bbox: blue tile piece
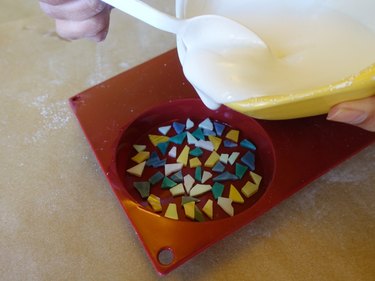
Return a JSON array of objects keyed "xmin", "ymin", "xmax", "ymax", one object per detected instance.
[
  {"xmin": 146, "ymin": 151, "xmax": 160, "ymax": 167},
  {"xmin": 169, "ymin": 132, "xmax": 187, "ymax": 145},
  {"xmin": 170, "ymin": 170, "xmax": 184, "ymax": 183},
  {"xmin": 213, "ymin": 171, "xmax": 239, "ymax": 182},
  {"xmin": 240, "ymin": 139, "xmax": 256, "ymax": 150},
  {"xmin": 152, "ymin": 158, "xmax": 166, "ymax": 168},
  {"xmin": 149, "ymin": 171, "xmax": 164, "ymax": 185},
  {"xmin": 241, "ymin": 151, "xmax": 255, "ymax": 170},
  {"xmin": 224, "ymin": 140, "xmax": 238, "ymax": 148},
  {"xmin": 213, "ymin": 122, "xmax": 225, "ymax": 137},
  {"xmin": 192, "ymin": 128, "xmax": 205, "ymax": 140},
  {"xmin": 203, "ymin": 129, "xmax": 216, "ymax": 136},
  {"xmin": 173, "ymin": 121, "xmax": 186, "ymax": 134},
  {"xmin": 212, "ymin": 161, "xmax": 225, "ymax": 173},
  {"xmin": 157, "ymin": 141, "xmax": 169, "ymax": 155}
]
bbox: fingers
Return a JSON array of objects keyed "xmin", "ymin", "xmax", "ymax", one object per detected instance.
[
  {"xmin": 327, "ymin": 96, "xmax": 375, "ymax": 132},
  {"xmin": 55, "ymin": 5, "xmax": 111, "ymax": 41},
  {"xmin": 40, "ymin": 0, "xmax": 107, "ymax": 21},
  {"xmin": 39, "ymin": 0, "xmax": 112, "ymax": 41}
]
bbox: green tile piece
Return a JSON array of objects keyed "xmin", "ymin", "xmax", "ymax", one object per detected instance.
[
  {"xmin": 194, "ymin": 206, "xmax": 205, "ymax": 222},
  {"xmin": 148, "ymin": 171, "xmax": 164, "ymax": 185},
  {"xmin": 192, "ymin": 128, "xmax": 205, "ymax": 140},
  {"xmin": 157, "ymin": 141, "xmax": 169, "ymax": 155},
  {"xmin": 181, "ymin": 196, "xmax": 200, "ymax": 205},
  {"xmin": 161, "ymin": 177, "xmax": 177, "ymax": 189},
  {"xmin": 240, "ymin": 139, "xmax": 256, "ymax": 150},
  {"xmin": 213, "ymin": 171, "xmax": 239, "ymax": 182},
  {"xmin": 170, "ymin": 170, "xmax": 183, "ymax": 183},
  {"xmin": 235, "ymin": 163, "xmax": 248, "ymax": 179},
  {"xmin": 195, "ymin": 166, "xmax": 202, "ymax": 182},
  {"xmin": 133, "ymin": 182, "xmax": 150, "ymax": 199},
  {"xmin": 169, "ymin": 132, "xmax": 187, "ymax": 145},
  {"xmin": 189, "ymin": 147, "xmax": 203, "ymax": 157},
  {"xmin": 212, "ymin": 182, "xmax": 225, "ymax": 199}
]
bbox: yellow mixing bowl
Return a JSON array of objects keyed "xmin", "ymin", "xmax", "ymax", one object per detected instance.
[{"xmin": 225, "ymin": 63, "xmax": 375, "ymax": 120}]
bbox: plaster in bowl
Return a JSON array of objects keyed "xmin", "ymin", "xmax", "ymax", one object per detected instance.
[{"xmin": 177, "ymin": 0, "xmax": 375, "ymax": 119}]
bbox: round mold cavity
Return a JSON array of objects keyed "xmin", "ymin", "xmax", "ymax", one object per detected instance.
[{"xmin": 115, "ymin": 99, "xmax": 276, "ymax": 221}]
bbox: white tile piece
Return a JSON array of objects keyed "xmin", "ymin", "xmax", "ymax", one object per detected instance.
[
  {"xmin": 164, "ymin": 163, "xmax": 183, "ymax": 176},
  {"xmin": 190, "ymin": 184, "xmax": 212, "ymax": 197},
  {"xmin": 201, "ymin": 171, "xmax": 213, "ymax": 183},
  {"xmin": 186, "ymin": 131, "xmax": 198, "ymax": 145},
  {"xmin": 168, "ymin": 146, "xmax": 177, "ymax": 158},
  {"xmin": 133, "ymin": 144, "xmax": 146, "ymax": 152},
  {"xmin": 198, "ymin": 117, "xmax": 214, "ymax": 131},
  {"xmin": 158, "ymin": 125, "xmax": 171, "ymax": 135},
  {"xmin": 186, "ymin": 118, "xmax": 194, "ymax": 130},
  {"xmin": 195, "ymin": 140, "xmax": 214, "ymax": 151},
  {"xmin": 183, "ymin": 174, "xmax": 195, "ymax": 193},
  {"xmin": 220, "ymin": 153, "xmax": 229, "ymax": 164},
  {"xmin": 228, "ymin": 152, "xmax": 240, "ymax": 165}
]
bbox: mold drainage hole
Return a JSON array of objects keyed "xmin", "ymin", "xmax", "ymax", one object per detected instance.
[{"xmin": 157, "ymin": 248, "xmax": 175, "ymax": 266}]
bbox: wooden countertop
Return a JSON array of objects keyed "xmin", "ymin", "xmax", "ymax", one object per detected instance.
[{"xmin": 1, "ymin": 1, "xmax": 374, "ymax": 280}]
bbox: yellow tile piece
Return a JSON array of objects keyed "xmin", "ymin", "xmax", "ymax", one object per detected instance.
[
  {"xmin": 226, "ymin": 129, "xmax": 240, "ymax": 143},
  {"xmin": 164, "ymin": 203, "xmax": 178, "ymax": 220},
  {"xmin": 190, "ymin": 184, "xmax": 212, "ymax": 197},
  {"xmin": 189, "ymin": 157, "xmax": 202, "ymax": 168},
  {"xmin": 229, "ymin": 184, "xmax": 244, "ymax": 203},
  {"xmin": 126, "ymin": 161, "xmax": 146, "ymax": 177},
  {"xmin": 169, "ymin": 183, "xmax": 185, "ymax": 197},
  {"xmin": 177, "ymin": 145, "xmax": 190, "ymax": 166},
  {"xmin": 241, "ymin": 181, "xmax": 259, "ymax": 198},
  {"xmin": 202, "ymin": 199, "xmax": 213, "ymax": 219},
  {"xmin": 147, "ymin": 194, "xmax": 162, "ymax": 212},
  {"xmin": 208, "ymin": 135, "xmax": 222, "ymax": 151},
  {"xmin": 217, "ymin": 197, "xmax": 234, "ymax": 217},
  {"xmin": 250, "ymin": 171, "xmax": 262, "ymax": 186},
  {"xmin": 204, "ymin": 151, "xmax": 220, "ymax": 168},
  {"xmin": 131, "ymin": 151, "xmax": 150, "ymax": 163},
  {"xmin": 133, "ymin": 144, "xmax": 146, "ymax": 152},
  {"xmin": 183, "ymin": 201, "xmax": 195, "ymax": 220},
  {"xmin": 148, "ymin": 134, "xmax": 169, "ymax": 146}
]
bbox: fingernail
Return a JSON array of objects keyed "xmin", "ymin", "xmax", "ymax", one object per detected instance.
[{"xmin": 327, "ymin": 108, "xmax": 368, "ymax": 125}]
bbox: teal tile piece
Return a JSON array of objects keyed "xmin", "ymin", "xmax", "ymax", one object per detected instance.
[
  {"xmin": 212, "ymin": 182, "xmax": 224, "ymax": 199},
  {"xmin": 213, "ymin": 171, "xmax": 239, "ymax": 182},
  {"xmin": 212, "ymin": 161, "xmax": 225, "ymax": 173},
  {"xmin": 235, "ymin": 163, "xmax": 248, "ymax": 179},
  {"xmin": 240, "ymin": 139, "xmax": 257, "ymax": 150},
  {"xmin": 192, "ymin": 128, "xmax": 205, "ymax": 140},
  {"xmin": 157, "ymin": 141, "xmax": 169, "ymax": 155},
  {"xmin": 189, "ymin": 147, "xmax": 203, "ymax": 157},
  {"xmin": 173, "ymin": 121, "xmax": 186, "ymax": 134},
  {"xmin": 133, "ymin": 182, "xmax": 150, "ymax": 199},
  {"xmin": 169, "ymin": 132, "xmax": 187, "ymax": 145},
  {"xmin": 214, "ymin": 122, "xmax": 225, "ymax": 136},
  {"xmin": 198, "ymin": 118, "xmax": 214, "ymax": 131},
  {"xmin": 148, "ymin": 171, "xmax": 164, "ymax": 185},
  {"xmin": 224, "ymin": 140, "xmax": 238, "ymax": 148},
  {"xmin": 194, "ymin": 166, "xmax": 202, "ymax": 182},
  {"xmin": 241, "ymin": 151, "xmax": 255, "ymax": 170},
  {"xmin": 161, "ymin": 177, "xmax": 177, "ymax": 189},
  {"xmin": 170, "ymin": 170, "xmax": 183, "ymax": 183}
]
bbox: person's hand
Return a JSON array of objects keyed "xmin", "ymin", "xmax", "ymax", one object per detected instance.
[
  {"xmin": 327, "ymin": 96, "xmax": 375, "ymax": 132},
  {"xmin": 39, "ymin": 0, "xmax": 112, "ymax": 42}
]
